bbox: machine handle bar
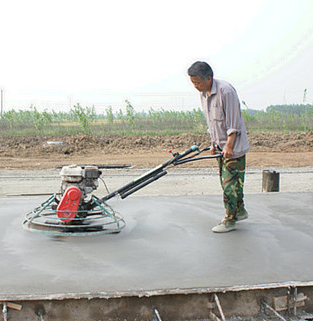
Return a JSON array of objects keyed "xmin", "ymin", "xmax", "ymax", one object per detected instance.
[
  {"xmin": 173, "ymin": 153, "xmax": 222, "ymax": 166},
  {"xmin": 98, "ymin": 144, "xmax": 222, "ymax": 204}
]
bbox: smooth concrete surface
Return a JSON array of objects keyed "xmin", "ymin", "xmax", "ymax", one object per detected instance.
[{"xmin": 1, "ymin": 192, "xmax": 313, "ymax": 301}]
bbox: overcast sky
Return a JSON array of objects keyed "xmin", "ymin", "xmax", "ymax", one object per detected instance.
[{"xmin": 0, "ymin": 0, "xmax": 313, "ymax": 112}]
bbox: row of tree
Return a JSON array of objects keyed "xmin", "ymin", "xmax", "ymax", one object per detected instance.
[{"xmin": 0, "ymin": 102, "xmax": 312, "ymax": 134}]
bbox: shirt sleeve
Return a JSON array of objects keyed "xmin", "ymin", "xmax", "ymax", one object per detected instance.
[{"xmin": 222, "ymin": 90, "xmax": 242, "ymax": 136}]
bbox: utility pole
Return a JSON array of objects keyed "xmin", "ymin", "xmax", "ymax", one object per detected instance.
[
  {"xmin": 0, "ymin": 88, "xmax": 3, "ymax": 118},
  {"xmin": 241, "ymin": 100, "xmax": 248, "ymax": 109},
  {"xmin": 303, "ymin": 88, "xmax": 307, "ymax": 104},
  {"xmin": 68, "ymin": 95, "xmax": 73, "ymax": 110}
]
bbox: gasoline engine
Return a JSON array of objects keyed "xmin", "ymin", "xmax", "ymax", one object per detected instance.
[
  {"xmin": 55, "ymin": 165, "xmax": 103, "ymax": 223},
  {"xmin": 60, "ymin": 165, "xmax": 102, "ymax": 199}
]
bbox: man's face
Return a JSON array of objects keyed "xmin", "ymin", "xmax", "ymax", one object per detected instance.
[{"xmin": 190, "ymin": 75, "xmax": 212, "ymax": 92}]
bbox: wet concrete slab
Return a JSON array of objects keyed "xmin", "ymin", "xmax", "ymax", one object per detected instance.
[{"xmin": 1, "ymin": 192, "xmax": 313, "ymax": 300}]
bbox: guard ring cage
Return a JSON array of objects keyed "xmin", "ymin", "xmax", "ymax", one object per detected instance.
[{"xmin": 22, "ymin": 194, "xmax": 125, "ymax": 237}]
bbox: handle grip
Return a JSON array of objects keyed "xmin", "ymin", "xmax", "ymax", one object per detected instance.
[{"xmin": 175, "ymin": 144, "xmax": 199, "ymax": 161}]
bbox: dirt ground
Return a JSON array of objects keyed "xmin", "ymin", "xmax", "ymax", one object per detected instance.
[{"xmin": 0, "ymin": 132, "xmax": 313, "ymax": 169}]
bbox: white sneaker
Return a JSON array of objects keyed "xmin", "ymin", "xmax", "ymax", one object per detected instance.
[{"xmin": 212, "ymin": 220, "xmax": 236, "ymax": 233}]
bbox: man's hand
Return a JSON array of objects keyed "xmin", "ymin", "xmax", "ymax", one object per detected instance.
[
  {"xmin": 210, "ymin": 145, "xmax": 216, "ymax": 155},
  {"xmin": 223, "ymin": 145, "xmax": 233, "ymax": 158}
]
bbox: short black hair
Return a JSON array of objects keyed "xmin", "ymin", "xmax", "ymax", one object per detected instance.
[{"xmin": 187, "ymin": 61, "xmax": 214, "ymax": 80}]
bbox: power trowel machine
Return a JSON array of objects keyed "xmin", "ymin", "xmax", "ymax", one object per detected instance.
[{"xmin": 22, "ymin": 144, "xmax": 222, "ymax": 236}]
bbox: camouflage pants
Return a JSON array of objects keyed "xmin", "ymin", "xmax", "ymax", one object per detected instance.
[{"xmin": 217, "ymin": 155, "xmax": 246, "ymax": 222}]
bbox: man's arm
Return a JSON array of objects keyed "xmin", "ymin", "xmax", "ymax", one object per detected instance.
[
  {"xmin": 223, "ymin": 132, "xmax": 236, "ymax": 158},
  {"xmin": 222, "ymin": 90, "xmax": 242, "ymax": 135},
  {"xmin": 222, "ymin": 89, "xmax": 242, "ymax": 158}
]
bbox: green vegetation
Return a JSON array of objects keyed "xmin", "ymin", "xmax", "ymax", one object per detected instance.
[
  {"xmin": 71, "ymin": 103, "xmax": 96, "ymax": 133},
  {"xmin": 0, "ymin": 101, "xmax": 312, "ymax": 136},
  {"xmin": 242, "ymin": 104, "xmax": 313, "ymax": 132}
]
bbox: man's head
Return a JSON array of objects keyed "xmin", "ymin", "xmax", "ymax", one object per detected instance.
[{"xmin": 188, "ymin": 61, "xmax": 213, "ymax": 92}]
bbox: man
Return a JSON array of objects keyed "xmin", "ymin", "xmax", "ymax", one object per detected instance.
[{"xmin": 188, "ymin": 61, "xmax": 250, "ymax": 233}]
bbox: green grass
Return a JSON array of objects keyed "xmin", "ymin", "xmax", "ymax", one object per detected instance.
[{"xmin": 0, "ymin": 102, "xmax": 313, "ymax": 136}]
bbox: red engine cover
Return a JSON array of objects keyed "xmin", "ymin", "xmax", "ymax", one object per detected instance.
[{"xmin": 57, "ymin": 186, "xmax": 81, "ymax": 222}]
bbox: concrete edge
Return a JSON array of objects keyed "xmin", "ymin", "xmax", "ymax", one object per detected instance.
[{"xmin": 2, "ymin": 280, "xmax": 313, "ymax": 301}]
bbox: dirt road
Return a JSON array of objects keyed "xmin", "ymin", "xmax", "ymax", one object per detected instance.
[{"xmin": 0, "ymin": 132, "xmax": 313, "ymax": 169}]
